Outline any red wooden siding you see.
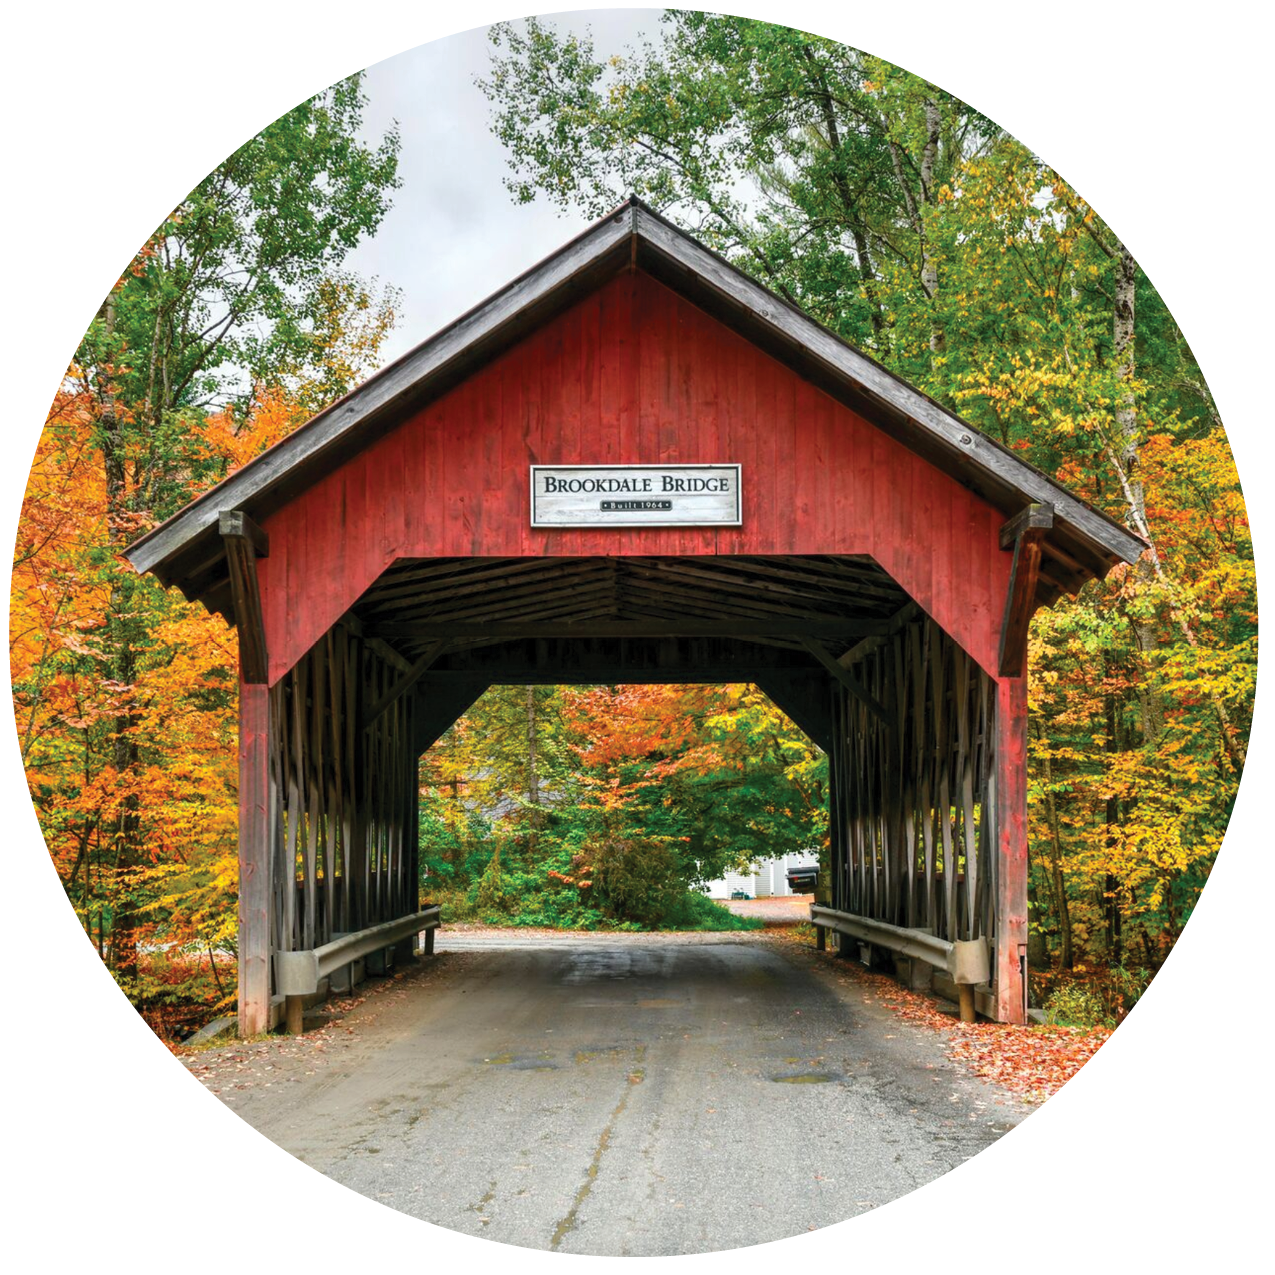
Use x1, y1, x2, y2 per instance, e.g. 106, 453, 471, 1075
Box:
257, 271, 1010, 684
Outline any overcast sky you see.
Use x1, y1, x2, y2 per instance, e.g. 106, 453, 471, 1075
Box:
343, 10, 667, 364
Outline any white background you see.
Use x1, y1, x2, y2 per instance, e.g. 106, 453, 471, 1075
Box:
2, 4, 1268, 1272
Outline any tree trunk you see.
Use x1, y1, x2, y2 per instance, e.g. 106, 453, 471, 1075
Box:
1104, 683, 1123, 964
1113, 244, 1162, 744
1037, 726, 1073, 970
525, 686, 539, 854
1104, 242, 1245, 772
921, 97, 945, 360
96, 293, 145, 979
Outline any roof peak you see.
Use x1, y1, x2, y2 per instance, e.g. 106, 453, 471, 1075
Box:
127, 198, 1144, 591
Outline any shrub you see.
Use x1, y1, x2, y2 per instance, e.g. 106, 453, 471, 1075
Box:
1043, 981, 1110, 1029
659, 891, 762, 931
473, 841, 514, 916
591, 837, 686, 926
1102, 964, 1153, 1022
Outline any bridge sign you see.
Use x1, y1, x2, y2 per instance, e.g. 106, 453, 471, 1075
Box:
531, 464, 742, 527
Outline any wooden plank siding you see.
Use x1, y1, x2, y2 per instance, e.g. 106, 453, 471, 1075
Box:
255, 271, 1014, 687
203, 259, 1049, 1028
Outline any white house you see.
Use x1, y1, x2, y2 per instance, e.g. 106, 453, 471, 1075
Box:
701, 851, 819, 899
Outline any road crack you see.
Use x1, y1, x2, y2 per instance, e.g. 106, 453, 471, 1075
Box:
549, 1045, 645, 1251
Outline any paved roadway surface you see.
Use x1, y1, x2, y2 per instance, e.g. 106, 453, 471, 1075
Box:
195, 932, 1030, 1256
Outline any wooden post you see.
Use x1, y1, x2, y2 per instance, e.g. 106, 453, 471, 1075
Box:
995, 676, 1029, 1024
285, 994, 304, 1035
958, 984, 976, 1024
425, 927, 435, 956
815, 925, 826, 952
238, 682, 271, 1036
998, 503, 1053, 678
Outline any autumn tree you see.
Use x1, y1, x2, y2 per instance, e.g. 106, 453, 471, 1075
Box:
480, 11, 1255, 978
417, 682, 826, 929
12, 73, 401, 1024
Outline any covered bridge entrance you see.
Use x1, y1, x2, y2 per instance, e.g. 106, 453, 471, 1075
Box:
126, 198, 1143, 1035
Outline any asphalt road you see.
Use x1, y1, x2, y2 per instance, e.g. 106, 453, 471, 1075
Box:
202, 934, 1028, 1255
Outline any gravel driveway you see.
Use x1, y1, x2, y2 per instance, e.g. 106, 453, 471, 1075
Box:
721, 894, 813, 924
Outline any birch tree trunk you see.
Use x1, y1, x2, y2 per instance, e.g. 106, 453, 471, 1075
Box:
1112, 244, 1164, 744
1105, 241, 1245, 771
921, 97, 945, 359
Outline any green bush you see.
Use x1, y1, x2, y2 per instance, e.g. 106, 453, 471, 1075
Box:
659, 891, 762, 931
1104, 965, 1152, 1021
591, 837, 685, 926
1043, 981, 1110, 1029
420, 829, 761, 934
422, 883, 481, 924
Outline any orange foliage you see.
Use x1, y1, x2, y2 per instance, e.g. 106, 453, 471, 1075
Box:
11, 385, 303, 1032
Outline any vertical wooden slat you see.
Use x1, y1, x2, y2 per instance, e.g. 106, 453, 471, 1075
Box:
978, 674, 994, 944
995, 675, 1029, 1024
284, 668, 300, 951
936, 636, 956, 942
328, 628, 346, 933
315, 637, 334, 947
304, 651, 321, 951
369, 653, 382, 922
345, 629, 363, 931
955, 652, 978, 940
237, 681, 270, 1037
407, 693, 420, 913
268, 684, 284, 963
828, 686, 844, 910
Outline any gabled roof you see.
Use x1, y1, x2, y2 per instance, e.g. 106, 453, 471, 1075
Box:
126, 196, 1145, 607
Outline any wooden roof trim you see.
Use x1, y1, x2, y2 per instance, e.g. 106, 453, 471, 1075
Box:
125, 205, 637, 577
126, 196, 1146, 584
628, 204, 1144, 567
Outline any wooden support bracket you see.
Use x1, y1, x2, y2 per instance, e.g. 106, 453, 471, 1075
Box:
362, 640, 450, 730
997, 502, 1054, 678
801, 637, 891, 729
837, 601, 920, 669
219, 510, 268, 684
755, 676, 835, 753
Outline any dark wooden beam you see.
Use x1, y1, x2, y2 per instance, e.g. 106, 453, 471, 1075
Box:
998, 504, 1053, 677
363, 559, 607, 611
755, 676, 834, 753
218, 509, 269, 558
800, 638, 891, 728
414, 679, 491, 755
374, 581, 620, 627
363, 641, 450, 731
998, 502, 1054, 551
369, 618, 890, 641
836, 601, 921, 668
419, 634, 820, 685
219, 510, 268, 684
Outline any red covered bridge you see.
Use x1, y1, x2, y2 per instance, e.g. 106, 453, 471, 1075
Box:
126, 198, 1143, 1035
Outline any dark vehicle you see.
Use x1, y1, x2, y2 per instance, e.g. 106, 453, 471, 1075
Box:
785, 864, 819, 893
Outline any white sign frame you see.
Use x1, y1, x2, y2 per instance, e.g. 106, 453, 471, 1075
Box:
530, 464, 743, 528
